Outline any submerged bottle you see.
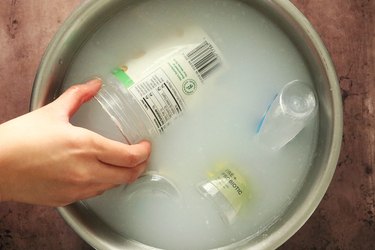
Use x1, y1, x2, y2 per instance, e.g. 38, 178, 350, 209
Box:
95, 27, 223, 144
197, 162, 251, 224
256, 80, 318, 150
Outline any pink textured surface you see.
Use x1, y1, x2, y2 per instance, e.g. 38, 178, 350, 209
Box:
0, 0, 374, 249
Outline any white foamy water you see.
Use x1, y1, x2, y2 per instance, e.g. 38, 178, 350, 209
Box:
63, 0, 318, 249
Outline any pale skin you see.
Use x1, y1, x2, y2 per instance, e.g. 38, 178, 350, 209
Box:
0, 78, 151, 207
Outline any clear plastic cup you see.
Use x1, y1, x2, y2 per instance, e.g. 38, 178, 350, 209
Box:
256, 80, 318, 150
122, 172, 180, 201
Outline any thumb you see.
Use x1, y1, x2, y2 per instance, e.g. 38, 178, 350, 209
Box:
53, 78, 102, 118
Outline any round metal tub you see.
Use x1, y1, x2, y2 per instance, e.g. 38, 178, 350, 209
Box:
31, 0, 343, 249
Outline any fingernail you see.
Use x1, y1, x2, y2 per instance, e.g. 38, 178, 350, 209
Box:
85, 77, 102, 85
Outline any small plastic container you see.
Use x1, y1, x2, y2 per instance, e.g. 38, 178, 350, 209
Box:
197, 163, 251, 224
256, 80, 318, 150
122, 172, 180, 201
95, 27, 223, 144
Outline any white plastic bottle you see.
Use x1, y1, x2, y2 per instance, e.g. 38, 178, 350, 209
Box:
256, 80, 318, 150
95, 27, 223, 144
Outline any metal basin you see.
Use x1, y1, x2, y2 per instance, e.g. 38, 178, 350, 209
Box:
31, 0, 343, 249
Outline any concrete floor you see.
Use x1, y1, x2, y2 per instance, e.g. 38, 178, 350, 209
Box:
0, 0, 374, 249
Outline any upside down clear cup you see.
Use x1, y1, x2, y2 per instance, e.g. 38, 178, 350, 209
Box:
122, 172, 180, 202
256, 80, 318, 150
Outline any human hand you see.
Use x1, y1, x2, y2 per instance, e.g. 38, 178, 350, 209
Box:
0, 79, 151, 206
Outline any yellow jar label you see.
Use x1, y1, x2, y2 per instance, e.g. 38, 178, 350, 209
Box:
207, 162, 251, 214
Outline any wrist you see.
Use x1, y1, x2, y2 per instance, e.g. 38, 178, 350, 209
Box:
0, 160, 6, 202
0, 128, 9, 202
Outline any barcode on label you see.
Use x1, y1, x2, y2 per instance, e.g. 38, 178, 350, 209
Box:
186, 40, 221, 80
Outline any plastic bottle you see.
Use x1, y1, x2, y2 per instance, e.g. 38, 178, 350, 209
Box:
197, 162, 251, 224
95, 27, 223, 144
256, 80, 318, 150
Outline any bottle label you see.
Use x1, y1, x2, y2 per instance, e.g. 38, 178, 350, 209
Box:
204, 162, 251, 214
113, 29, 223, 134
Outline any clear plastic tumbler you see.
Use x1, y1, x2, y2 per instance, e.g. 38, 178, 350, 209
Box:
256, 80, 318, 150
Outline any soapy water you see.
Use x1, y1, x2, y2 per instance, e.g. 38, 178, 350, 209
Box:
63, 0, 319, 249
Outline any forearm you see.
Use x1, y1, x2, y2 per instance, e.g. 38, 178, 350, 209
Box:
0, 121, 26, 203
0, 124, 11, 202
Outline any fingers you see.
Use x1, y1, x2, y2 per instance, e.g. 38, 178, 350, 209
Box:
87, 134, 151, 184
59, 160, 148, 205
94, 161, 149, 185
55, 160, 148, 205
95, 138, 152, 168
53, 78, 102, 118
